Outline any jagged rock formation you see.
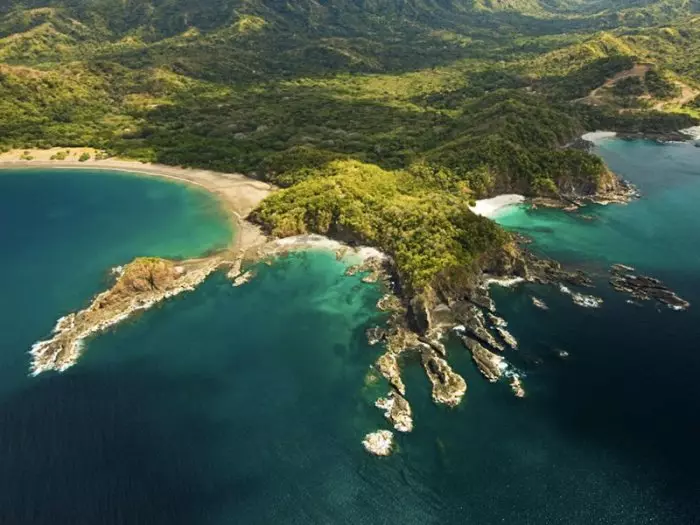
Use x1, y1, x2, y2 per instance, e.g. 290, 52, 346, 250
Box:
462, 337, 504, 383
31, 256, 222, 374
510, 376, 526, 398
366, 326, 388, 346
362, 430, 394, 456
376, 391, 413, 432
421, 350, 467, 407
610, 264, 690, 310
531, 296, 549, 310
452, 303, 505, 351
495, 326, 518, 350
375, 350, 406, 396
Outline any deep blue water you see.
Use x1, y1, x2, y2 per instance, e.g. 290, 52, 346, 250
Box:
1, 145, 699, 525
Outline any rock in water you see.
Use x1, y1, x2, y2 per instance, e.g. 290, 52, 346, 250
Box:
558, 284, 603, 308
232, 270, 255, 286
531, 296, 549, 310
375, 391, 413, 432
462, 337, 504, 383
459, 305, 504, 351
509, 375, 526, 398
375, 351, 406, 395
495, 326, 518, 350
487, 312, 508, 328
363, 430, 394, 456
609, 264, 690, 311
421, 350, 467, 406
418, 335, 447, 357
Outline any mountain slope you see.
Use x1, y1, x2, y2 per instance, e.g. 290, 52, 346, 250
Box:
0, 0, 698, 297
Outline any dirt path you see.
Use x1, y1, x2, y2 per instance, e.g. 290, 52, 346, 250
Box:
580, 64, 650, 106
652, 81, 699, 110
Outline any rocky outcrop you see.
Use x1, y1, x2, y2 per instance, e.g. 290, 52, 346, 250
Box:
495, 326, 518, 350
418, 335, 446, 357
610, 264, 690, 310
531, 296, 549, 310
462, 337, 504, 382
377, 294, 402, 312
552, 166, 639, 208
362, 430, 394, 456
347, 255, 389, 284
558, 284, 603, 308
485, 313, 518, 350
232, 269, 255, 286
421, 350, 467, 407
486, 312, 507, 328
376, 391, 413, 432
509, 375, 526, 398
521, 250, 593, 288
366, 326, 388, 346
375, 351, 406, 396
31, 256, 221, 375
454, 304, 504, 351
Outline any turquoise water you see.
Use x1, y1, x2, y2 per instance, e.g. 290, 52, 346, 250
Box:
1, 147, 700, 525
0, 169, 231, 395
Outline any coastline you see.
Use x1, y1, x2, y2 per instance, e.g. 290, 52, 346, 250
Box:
0, 149, 276, 255
469, 194, 526, 218
582, 128, 699, 145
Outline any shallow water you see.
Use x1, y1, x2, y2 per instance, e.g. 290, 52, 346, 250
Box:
1, 144, 700, 524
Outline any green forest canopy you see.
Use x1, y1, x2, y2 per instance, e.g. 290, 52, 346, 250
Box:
1, 0, 698, 295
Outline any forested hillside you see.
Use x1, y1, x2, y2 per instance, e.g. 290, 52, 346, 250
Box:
1, 0, 698, 295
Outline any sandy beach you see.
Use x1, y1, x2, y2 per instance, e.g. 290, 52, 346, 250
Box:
0, 148, 276, 253
581, 131, 618, 143
469, 194, 525, 218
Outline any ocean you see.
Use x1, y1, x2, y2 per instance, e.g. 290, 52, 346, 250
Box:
0, 141, 698, 524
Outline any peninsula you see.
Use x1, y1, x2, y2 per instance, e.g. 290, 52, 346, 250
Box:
2, 0, 699, 457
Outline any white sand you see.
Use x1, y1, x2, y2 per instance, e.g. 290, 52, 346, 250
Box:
267, 234, 389, 262
581, 131, 618, 143
469, 194, 525, 218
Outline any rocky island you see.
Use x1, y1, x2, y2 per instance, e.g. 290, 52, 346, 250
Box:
362, 430, 394, 457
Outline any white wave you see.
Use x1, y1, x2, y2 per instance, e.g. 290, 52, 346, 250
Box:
558, 284, 603, 308
484, 276, 525, 288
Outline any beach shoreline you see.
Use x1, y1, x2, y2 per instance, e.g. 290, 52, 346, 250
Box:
0, 148, 276, 254
469, 194, 525, 218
